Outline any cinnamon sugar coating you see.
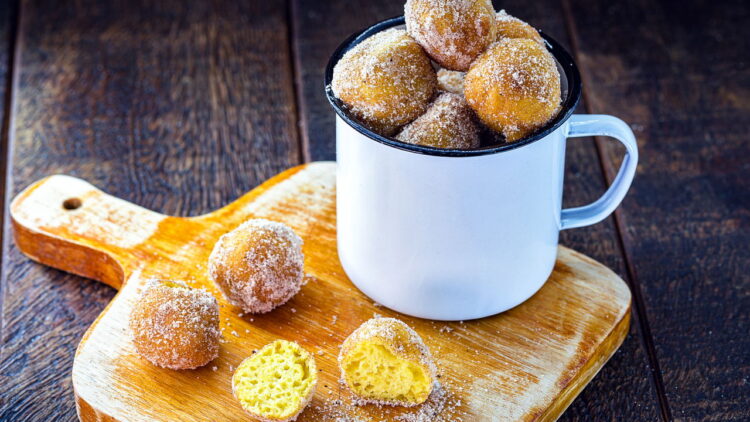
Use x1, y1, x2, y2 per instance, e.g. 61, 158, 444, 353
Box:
129, 279, 220, 370
331, 28, 437, 136
495, 10, 544, 45
405, 0, 497, 71
464, 38, 561, 142
208, 219, 304, 314
396, 92, 480, 149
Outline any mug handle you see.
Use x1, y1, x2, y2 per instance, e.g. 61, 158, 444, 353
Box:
561, 114, 639, 230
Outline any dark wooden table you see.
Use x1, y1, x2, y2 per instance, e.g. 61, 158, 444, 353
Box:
0, 0, 747, 420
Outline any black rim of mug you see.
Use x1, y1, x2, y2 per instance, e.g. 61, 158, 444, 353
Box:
324, 15, 583, 158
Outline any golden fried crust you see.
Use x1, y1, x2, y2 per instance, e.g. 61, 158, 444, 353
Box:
405, 0, 497, 71
396, 92, 480, 149
331, 28, 437, 136
208, 219, 304, 314
129, 280, 220, 370
464, 38, 561, 142
495, 10, 544, 45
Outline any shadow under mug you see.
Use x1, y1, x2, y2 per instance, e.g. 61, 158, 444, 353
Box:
325, 16, 638, 321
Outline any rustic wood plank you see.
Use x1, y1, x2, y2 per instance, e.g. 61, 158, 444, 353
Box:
0, 0, 300, 420
0, 0, 16, 345
290, 0, 661, 419
565, 0, 750, 419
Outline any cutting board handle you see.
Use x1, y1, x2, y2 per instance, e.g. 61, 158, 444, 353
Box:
10, 175, 167, 289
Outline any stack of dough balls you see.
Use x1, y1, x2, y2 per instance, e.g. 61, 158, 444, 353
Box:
338, 317, 437, 406
233, 340, 317, 422
332, 1, 562, 147
209, 218, 304, 314
129, 279, 220, 370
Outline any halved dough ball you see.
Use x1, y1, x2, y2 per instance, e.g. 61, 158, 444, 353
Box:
405, 0, 497, 71
396, 92, 480, 149
233, 340, 317, 422
129, 280, 220, 370
209, 219, 304, 314
465, 38, 561, 142
436, 68, 465, 95
338, 318, 437, 406
495, 10, 544, 45
331, 28, 437, 135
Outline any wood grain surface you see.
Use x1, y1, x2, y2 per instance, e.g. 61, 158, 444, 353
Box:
0, 0, 14, 346
10, 162, 631, 422
1, 0, 748, 420
564, 0, 750, 419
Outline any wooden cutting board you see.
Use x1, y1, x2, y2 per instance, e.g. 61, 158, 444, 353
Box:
10, 162, 631, 422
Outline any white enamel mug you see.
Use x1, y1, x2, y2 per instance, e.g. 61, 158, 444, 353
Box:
325, 17, 638, 321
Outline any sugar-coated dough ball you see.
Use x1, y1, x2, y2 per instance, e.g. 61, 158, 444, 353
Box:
495, 10, 544, 45
208, 218, 304, 314
405, 0, 497, 71
464, 38, 561, 142
129, 280, 220, 370
233, 340, 317, 422
331, 28, 437, 135
396, 92, 480, 149
436, 68, 465, 94
338, 317, 437, 406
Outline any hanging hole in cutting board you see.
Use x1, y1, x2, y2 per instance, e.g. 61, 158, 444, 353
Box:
62, 197, 82, 210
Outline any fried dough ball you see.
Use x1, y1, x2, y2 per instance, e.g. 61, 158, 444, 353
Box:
208, 219, 304, 314
129, 280, 220, 370
405, 0, 497, 71
436, 68, 465, 94
331, 28, 437, 135
495, 10, 544, 45
233, 340, 317, 422
464, 38, 561, 142
396, 92, 480, 149
339, 318, 437, 406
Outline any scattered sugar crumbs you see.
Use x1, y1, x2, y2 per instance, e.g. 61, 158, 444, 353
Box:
429, 320, 456, 335
313, 382, 462, 422
438, 325, 454, 334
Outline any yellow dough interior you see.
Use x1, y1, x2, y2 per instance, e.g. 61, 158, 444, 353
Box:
342, 339, 431, 404
233, 340, 316, 419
